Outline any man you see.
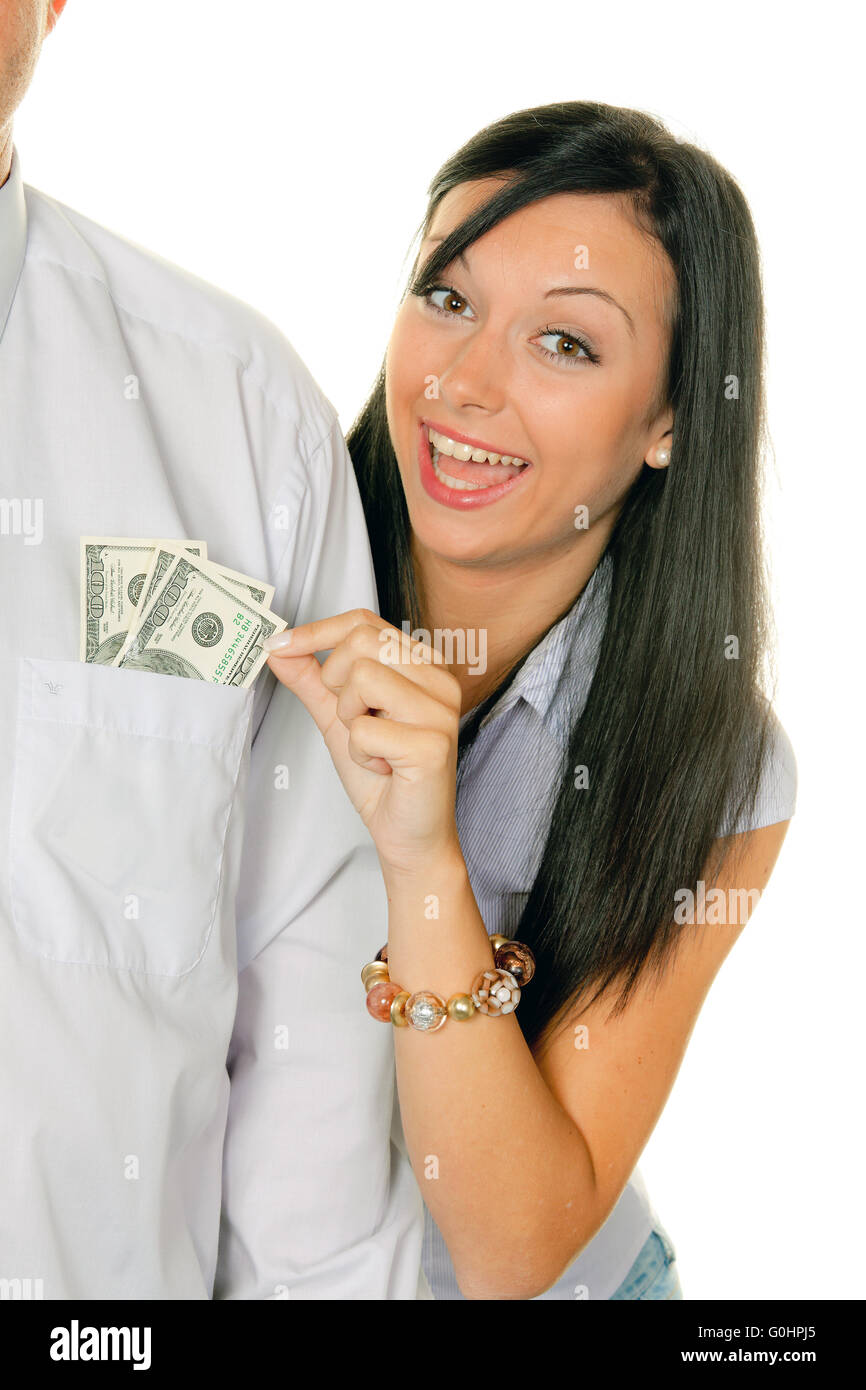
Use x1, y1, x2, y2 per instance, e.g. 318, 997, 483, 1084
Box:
0, 1, 425, 1298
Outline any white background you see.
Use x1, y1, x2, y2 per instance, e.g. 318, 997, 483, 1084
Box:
14, 0, 864, 1299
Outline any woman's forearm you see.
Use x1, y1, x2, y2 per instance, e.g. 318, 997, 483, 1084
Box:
385, 847, 600, 1300
262, 612, 613, 1297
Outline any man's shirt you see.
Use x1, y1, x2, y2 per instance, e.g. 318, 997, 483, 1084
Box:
0, 148, 426, 1299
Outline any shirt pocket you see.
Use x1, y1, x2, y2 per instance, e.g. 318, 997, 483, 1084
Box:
9, 656, 254, 977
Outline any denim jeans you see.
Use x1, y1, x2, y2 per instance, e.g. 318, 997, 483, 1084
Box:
609, 1224, 683, 1300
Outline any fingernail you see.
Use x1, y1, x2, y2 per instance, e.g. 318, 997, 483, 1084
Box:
263, 630, 293, 652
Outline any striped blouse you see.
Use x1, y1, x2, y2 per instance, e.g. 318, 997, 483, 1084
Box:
421, 549, 798, 1300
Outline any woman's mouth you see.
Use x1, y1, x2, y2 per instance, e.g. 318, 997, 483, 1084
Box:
417, 421, 533, 509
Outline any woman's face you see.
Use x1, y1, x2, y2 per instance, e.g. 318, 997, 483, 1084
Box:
385, 179, 675, 571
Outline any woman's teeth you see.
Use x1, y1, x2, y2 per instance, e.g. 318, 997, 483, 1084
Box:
428, 426, 528, 468
432, 451, 487, 490
428, 426, 529, 491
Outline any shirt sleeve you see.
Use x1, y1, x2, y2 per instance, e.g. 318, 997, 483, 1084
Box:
716, 703, 798, 837
213, 417, 425, 1299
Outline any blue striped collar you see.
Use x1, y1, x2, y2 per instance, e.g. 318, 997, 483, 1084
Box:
461, 549, 614, 748
0, 146, 27, 345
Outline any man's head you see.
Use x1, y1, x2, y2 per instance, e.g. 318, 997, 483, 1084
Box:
0, 1, 66, 183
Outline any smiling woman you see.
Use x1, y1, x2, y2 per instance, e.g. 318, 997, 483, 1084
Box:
387, 179, 675, 550
265, 99, 797, 1300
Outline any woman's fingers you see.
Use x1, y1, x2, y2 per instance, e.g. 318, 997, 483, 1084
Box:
264, 650, 333, 725
346, 713, 454, 778
335, 657, 459, 738
266, 608, 397, 661
266, 611, 464, 865
265, 648, 394, 781
264, 650, 350, 764
320, 620, 462, 711
265, 608, 464, 794
266, 609, 458, 698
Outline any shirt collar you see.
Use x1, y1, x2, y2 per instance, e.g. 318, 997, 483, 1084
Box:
0, 146, 27, 344
461, 549, 614, 747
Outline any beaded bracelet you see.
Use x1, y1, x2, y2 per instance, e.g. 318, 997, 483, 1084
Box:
361, 935, 536, 1032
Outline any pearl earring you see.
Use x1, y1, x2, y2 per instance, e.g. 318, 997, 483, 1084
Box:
654, 446, 671, 467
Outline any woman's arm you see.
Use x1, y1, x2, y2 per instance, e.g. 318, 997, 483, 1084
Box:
386, 820, 789, 1299
264, 608, 791, 1299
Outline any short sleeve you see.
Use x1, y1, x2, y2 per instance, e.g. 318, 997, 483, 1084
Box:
717, 706, 798, 837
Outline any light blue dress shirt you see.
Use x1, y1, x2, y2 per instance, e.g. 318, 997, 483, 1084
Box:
422, 547, 797, 1299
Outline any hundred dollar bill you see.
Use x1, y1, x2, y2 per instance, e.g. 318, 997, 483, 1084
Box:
211, 564, 275, 610
119, 546, 277, 660
115, 548, 286, 687
80, 536, 207, 664
127, 552, 275, 654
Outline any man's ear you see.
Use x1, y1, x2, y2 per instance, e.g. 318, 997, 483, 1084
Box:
47, 1, 69, 35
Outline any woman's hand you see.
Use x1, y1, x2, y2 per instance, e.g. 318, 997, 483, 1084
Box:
264, 609, 464, 879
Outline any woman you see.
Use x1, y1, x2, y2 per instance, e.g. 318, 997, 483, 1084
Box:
262, 100, 797, 1300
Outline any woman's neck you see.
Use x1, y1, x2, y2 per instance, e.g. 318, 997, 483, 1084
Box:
411, 521, 616, 717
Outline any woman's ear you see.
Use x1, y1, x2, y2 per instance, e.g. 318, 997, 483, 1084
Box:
645, 414, 674, 470
645, 440, 672, 469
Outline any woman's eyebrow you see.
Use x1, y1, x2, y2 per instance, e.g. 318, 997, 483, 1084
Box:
544, 286, 636, 338
423, 235, 468, 269
422, 235, 636, 338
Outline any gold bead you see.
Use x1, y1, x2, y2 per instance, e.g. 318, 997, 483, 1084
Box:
362, 961, 390, 991
488, 935, 510, 953
390, 991, 410, 1027
446, 993, 476, 1021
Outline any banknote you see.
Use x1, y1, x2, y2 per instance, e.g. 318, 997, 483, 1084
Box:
208, 564, 275, 611
113, 547, 286, 687
134, 548, 276, 623
80, 537, 207, 664
115, 544, 278, 665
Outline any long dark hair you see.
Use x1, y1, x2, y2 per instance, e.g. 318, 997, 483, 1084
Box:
347, 100, 777, 1050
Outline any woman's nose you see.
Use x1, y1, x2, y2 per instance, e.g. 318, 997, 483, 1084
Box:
435, 328, 508, 415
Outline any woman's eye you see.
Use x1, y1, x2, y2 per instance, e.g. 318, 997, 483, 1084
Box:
534, 330, 597, 366
425, 286, 473, 318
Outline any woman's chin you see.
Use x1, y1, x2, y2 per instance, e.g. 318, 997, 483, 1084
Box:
409, 519, 524, 569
